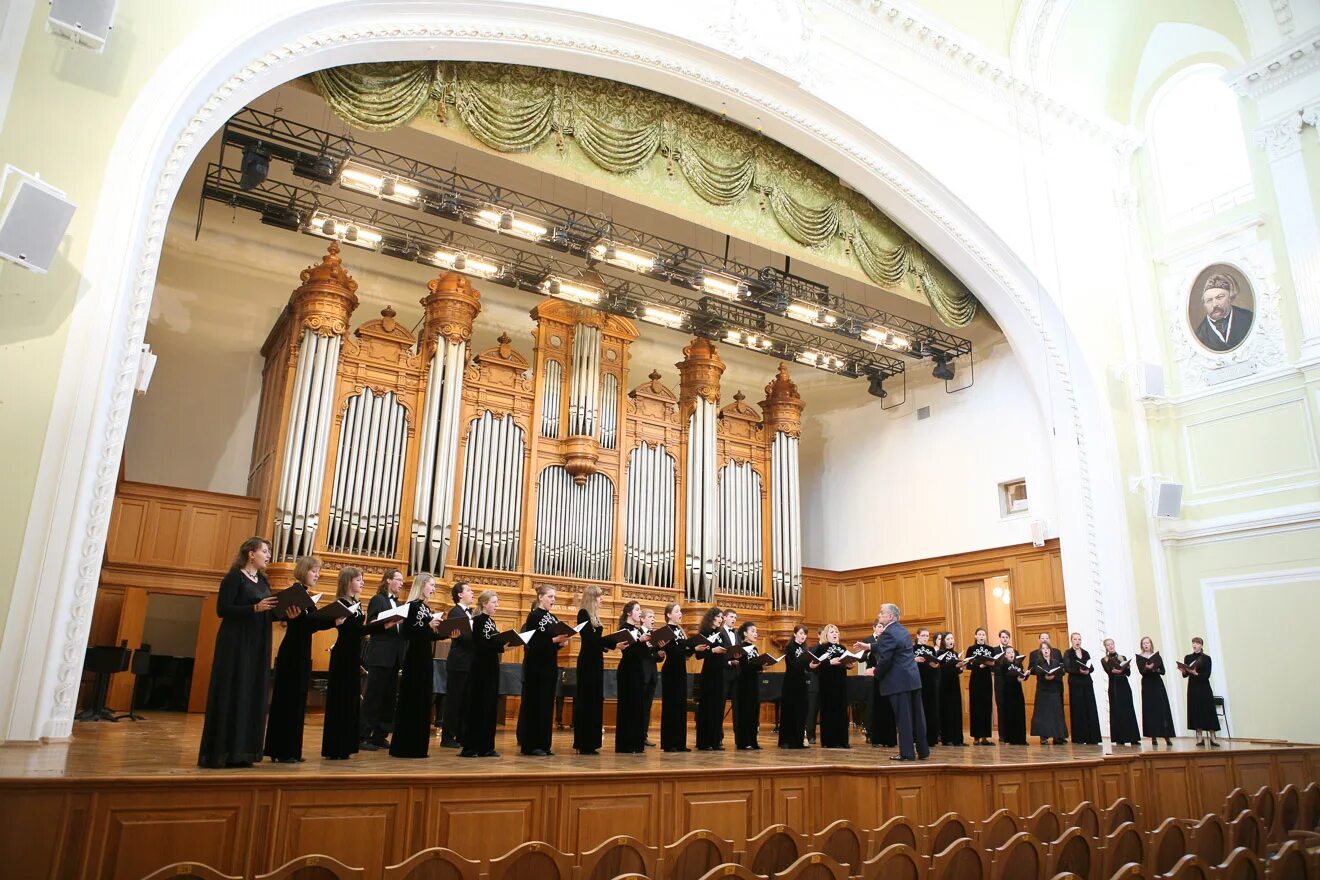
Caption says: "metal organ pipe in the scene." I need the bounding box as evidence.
[534,466,614,579]
[600,373,619,449]
[541,360,562,438]
[456,412,525,570]
[684,399,719,602]
[770,431,803,610]
[324,389,408,558]
[717,461,762,595]
[568,324,602,437]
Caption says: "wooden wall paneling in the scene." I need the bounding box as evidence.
[939,773,990,823]
[1150,761,1194,821]
[770,777,812,832]
[189,601,223,713]
[1093,762,1131,811]
[676,779,758,847]
[887,774,936,825]
[989,773,1027,817]
[1275,753,1310,790]
[271,788,410,880]
[1231,756,1274,796]
[86,788,252,880]
[107,587,149,710]
[106,498,148,562]
[562,787,660,855]
[83,587,125,711]
[431,790,541,861]
[1193,759,1235,817]
[0,789,88,880]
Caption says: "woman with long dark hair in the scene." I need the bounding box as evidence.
[1137,636,1175,747]
[516,584,571,756]
[321,566,390,760]
[657,602,700,752]
[996,647,1028,745]
[1064,632,1103,745]
[914,628,941,750]
[614,600,651,754]
[695,606,730,750]
[264,555,334,762]
[1101,638,1141,747]
[573,585,609,755]
[965,627,997,745]
[780,624,818,748]
[936,632,966,746]
[461,589,511,758]
[389,574,445,758]
[733,620,767,750]
[855,618,896,748]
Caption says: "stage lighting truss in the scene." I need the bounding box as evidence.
[540,272,604,305]
[338,162,422,206]
[305,210,383,250]
[423,248,506,279]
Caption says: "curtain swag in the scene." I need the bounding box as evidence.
[309,61,978,327]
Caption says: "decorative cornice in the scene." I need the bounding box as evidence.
[1009,0,1073,82]
[1158,500,1320,546]
[1254,110,1305,161]
[1225,24,1320,98]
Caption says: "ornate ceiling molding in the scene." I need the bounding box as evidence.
[1009,0,1074,83]
[1225,23,1320,98]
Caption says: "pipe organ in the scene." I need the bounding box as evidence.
[250,242,807,625]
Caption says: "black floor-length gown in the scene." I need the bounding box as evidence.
[1064,648,1102,745]
[937,648,965,745]
[997,659,1028,745]
[573,609,606,754]
[516,607,562,755]
[695,628,726,750]
[779,642,812,748]
[1184,652,1220,731]
[322,599,370,759]
[198,569,275,768]
[1101,653,1141,745]
[460,612,505,757]
[814,644,850,748]
[264,608,335,761]
[734,647,763,749]
[615,628,649,753]
[965,644,996,740]
[660,633,694,751]
[915,643,941,748]
[389,601,443,758]
[857,635,895,747]
[1029,648,1068,741]
[1138,652,1176,738]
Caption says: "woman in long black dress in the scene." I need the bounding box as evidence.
[1064,632,1102,745]
[965,628,997,745]
[914,628,941,750]
[1029,632,1068,745]
[813,624,851,749]
[733,621,768,750]
[854,619,896,748]
[1101,638,1141,746]
[1183,637,1221,747]
[996,647,1028,745]
[199,536,286,769]
[1137,636,1175,747]
[516,584,571,756]
[780,624,818,749]
[264,556,334,763]
[936,632,967,746]
[657,602,700,752]
[695,607,730,750]
[389,574,445,758]
[615,601,651,754]
[573,585,608,755]
[322,566,388,760]
[460,590,512,758]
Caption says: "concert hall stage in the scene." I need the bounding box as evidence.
[1,714,1316,879]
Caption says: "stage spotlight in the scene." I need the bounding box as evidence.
[932,354,955,381]
[293,152,340,184]
[239,145,271,191]
[867,374,887,399]
[259,203,300,231]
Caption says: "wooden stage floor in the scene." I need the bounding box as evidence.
[2,714,1316,880]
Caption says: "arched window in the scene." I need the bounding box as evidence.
[1146,65,1254,228]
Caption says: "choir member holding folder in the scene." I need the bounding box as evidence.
[855,619,897,749]
[1182,637,1221,748]
[614,601,652,754]
[199,536,289,769]
[656,603,699,752]
[517,584,573,756]
[322,566,388,759]
[1064,632,1102,745]
[996,647,1028,745]
[1029,632,1068,745]
[781,624,819,749]
[813,623,853,749]
[734,621,777,750]
[264,556,332,763]
[574,585,609,756]
[965,628,997,745]
[439,580,475,749]
[914,628,941,750]
[389,574,452,758]
[695,607,730,750]
[936,632,966,746]
[461,589,520,758]
[360,569,405,751]
[1137,636,1176,747]
[1101,638,1141,746]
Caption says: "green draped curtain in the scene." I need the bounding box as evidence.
[308,61,978,327]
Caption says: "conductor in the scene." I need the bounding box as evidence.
[869,603,930,761]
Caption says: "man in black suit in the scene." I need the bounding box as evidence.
[721,610,741,746]
[869,603,929,761]
[360,569,405,750]
[1193,273,1252,352]
[439,580,475,748]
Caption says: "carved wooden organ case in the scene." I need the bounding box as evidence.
[249,244,805,616]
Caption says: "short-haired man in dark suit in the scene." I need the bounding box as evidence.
[439,580,475,748]
[869,602,929,761]
[361,569,405,750]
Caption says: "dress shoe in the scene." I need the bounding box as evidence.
[645,739,656,746]
[358,740,380,751]
[440,740,461,749]
[545,750,555,756]
[1210,741,1221,748]
[480,750,500,757]
[577,749,599,756]
[890,755,914,761]
[527,749,548,756]
[459,750,479,758]
[917,754,930,760]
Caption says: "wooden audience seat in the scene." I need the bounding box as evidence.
[140,863,241,880]
[576,836,659,880]
[1102,824,1146,879]
[1261,841,1306,880]
[979,811,1024,851]
[601,875,650,880]
[1187,814,1231,867]
[254,855,366,880]
[1045,828,1096,880]
[774,852,850,880]
[1104,864,1151,880]
[872,818,922,856]
[1067,804,1103,842]
[988,832,1047,880]
[1218,847,1266,880]
[384,847,482,880]
[1230,811,1269,857]
[809,819,869,875]
[661,830,736,880]
[488,841,574,880]
[1047,874,1083,880]
[1224,791,1251,823]
[694,865,763,880]
[1105,801,1141,835]
[1147,817,1191,877]
[1159,855,1211,880]
[1300,783,1319,831]
[1276,786,1301,837]
[861,844,924,880]
[931,839,987,880]
[744,824,808,878]
[927,814,976,858]
[1252,789,1277,839]
[1026,808,1064,844]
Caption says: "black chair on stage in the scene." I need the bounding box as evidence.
[77,643,130,722]
[114,643,152,721]
[555,667,577,729]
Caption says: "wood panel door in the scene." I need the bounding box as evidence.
[952,580,987,727]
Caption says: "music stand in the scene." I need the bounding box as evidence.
[114,644,152,721]
[77,644,130,722]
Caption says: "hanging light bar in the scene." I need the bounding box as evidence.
[724,329,774,351]
[785,300,839,328]
[795,349,848,372]
[590,240,657,272]
[695,269,748,301]
[861,325,911,351]
[640,305,687,329]
[305,210,383,250]
[338,162,422,205]
[541,273,603,305]
[473,204,550,240]
[424,249,505,279]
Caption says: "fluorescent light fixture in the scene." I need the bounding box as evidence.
[590,240,656,272]
[428,249,503,278]
[861,325,910,351]
[541,273,603,305]
[338,162,421,205]
[640,306,686,329]
[306,211,382,249]
[697,270,747,300]
[474,205,549,240]
[796,349,845,371]
[785,301,838,327]
[724,329,773,350]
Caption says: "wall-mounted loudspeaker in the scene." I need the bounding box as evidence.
[0,172,77,274]
[1030,519,1047,547]
[1153,480,1183,518]
[47,0,117,52]
[1136,363,1165,399]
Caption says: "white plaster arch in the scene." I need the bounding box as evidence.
[0,0,1138,741]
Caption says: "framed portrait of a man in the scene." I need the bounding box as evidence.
[1186,264,1254,353]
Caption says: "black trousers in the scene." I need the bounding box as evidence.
[360,662,400,744]
[890,688,930,759]
[442,669,469,744]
